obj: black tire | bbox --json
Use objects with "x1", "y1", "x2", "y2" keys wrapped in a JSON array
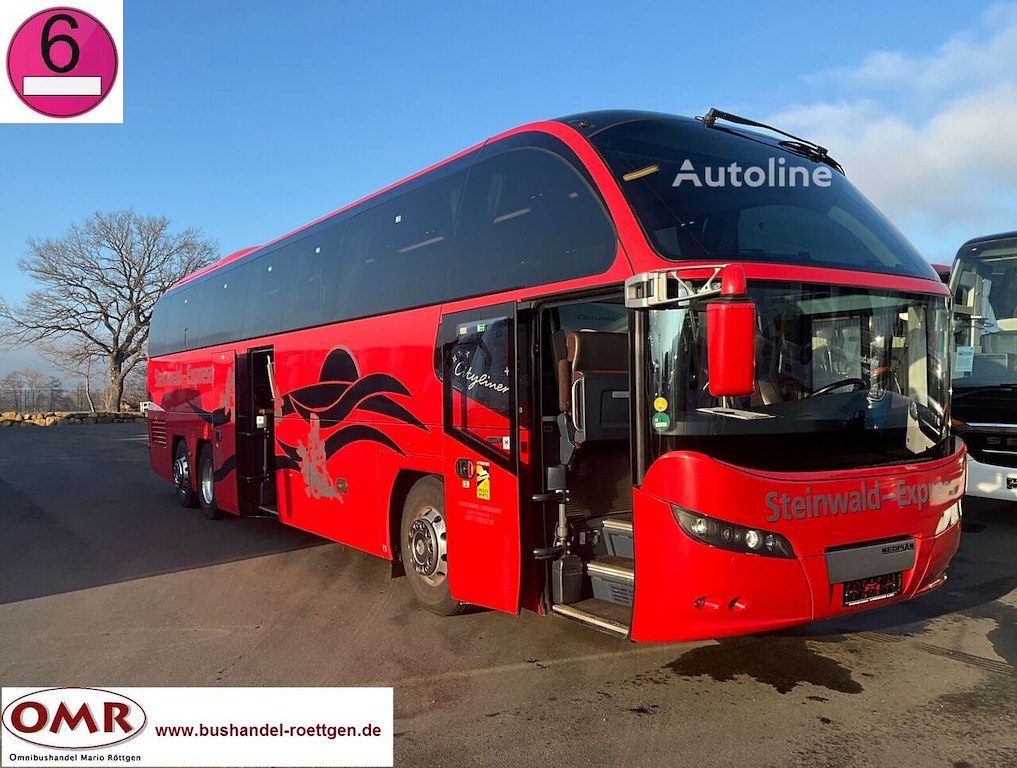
[
  {"x1": 198, "y1": 444, "x2": 226, "y2": 519},
  {"x1": 173, "y1": 440, "x2": 197, "y2": 508},
  {"x1": 400, "y1": 476, "x2": 466, "y2": 616}
]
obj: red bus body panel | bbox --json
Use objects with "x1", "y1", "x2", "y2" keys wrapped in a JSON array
[
  {"x1": 630, "y1": 446, "x2": 965, "y2": 641},
  {"x1": 151, "y1": 306, "x2": 446, "y2": 556}
]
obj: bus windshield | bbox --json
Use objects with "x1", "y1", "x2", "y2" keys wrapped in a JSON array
[
  {"x1": 951, "y1": 235, "x2": 1017, "y2": 389},
  {"x1": 590, "y1": 117, "x2": 937, "y2": 280},
  {"x1": 643, "y1": 282, "x2": 952, "y2": 472}
]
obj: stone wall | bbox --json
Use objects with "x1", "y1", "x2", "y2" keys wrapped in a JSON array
[{"x1": 0, "y1": 411, "x2": 147, "y2": 427}]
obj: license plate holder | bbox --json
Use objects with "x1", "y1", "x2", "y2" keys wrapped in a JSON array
[{"x1": 842, "y1": 572, "x2": 902, "y2": 606}]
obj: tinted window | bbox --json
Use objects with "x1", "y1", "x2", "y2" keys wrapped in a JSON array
[
  {"x1": 591, "y1": 118, "x2": 936, "y2": 280},
  {"x1": 149, "y1": 291, "x2": 177, "y2": 355},
  {"x1": 187, "y1": 278, "x2": 214, "y2": 349},
  {"x1": 440, "y1": 306, "x2": 516, "y2": 468},
  {"x1": 150, "y1": 141, "x2": 618, "y2": 357},
  {"x1": 242, "y1": 253, "x2": 287, "y2": 339},
  {"x1": 449, "y1": 315, "x2": 512, "y2": 419},
  {"x1": 455, "y1": 148, "x2": 615, "y2": 295},
  {"x1": 194, "y1": 267, "x2": 249, "y2": 348},
  {"x1": 282, "y1": 222, "x2": 343, "y2": 330},
  {"x1": 340, "y1": 169, "x2": 466, "y2": 319},
  {"x1": 178, "y1": 289, "x2": 199, "y2": 349}
]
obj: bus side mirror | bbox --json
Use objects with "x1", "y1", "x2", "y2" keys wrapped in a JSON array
[{"x1": 707, "y1": 300, "x2": 756, "y2": 396}]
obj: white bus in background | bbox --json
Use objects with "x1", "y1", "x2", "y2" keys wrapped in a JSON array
[{"x1": 950, "y1": 231, "x2": 1017, "y2": 501}]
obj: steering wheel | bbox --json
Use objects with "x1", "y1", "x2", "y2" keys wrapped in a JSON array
[{"x1": 809, "y1": 378, "x2": 867, "y2": 397}]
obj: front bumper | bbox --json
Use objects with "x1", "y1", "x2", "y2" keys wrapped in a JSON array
[{"x1": 629, "y1": 444, "x2": 966, "y2": 642}]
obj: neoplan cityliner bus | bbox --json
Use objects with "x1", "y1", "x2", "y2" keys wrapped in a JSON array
[
  {"x1": 949, "y1": 231, "x2": 1017, "y2": 502},
  {"x1": 147, "y1": 109, "x2": 965, "y2": 641}
]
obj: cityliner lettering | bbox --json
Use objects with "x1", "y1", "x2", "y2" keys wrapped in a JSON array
[
  {"x1": 765, "y1": 480, "x2": 942, "y2": 522},
  {"x1": 453, "y1": 362, "x2": 510, "y2": 393}
]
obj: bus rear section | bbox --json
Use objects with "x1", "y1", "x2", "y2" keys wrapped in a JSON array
[{"x1": 949, "y1": 232, "x2": 1017, "y2": 502}]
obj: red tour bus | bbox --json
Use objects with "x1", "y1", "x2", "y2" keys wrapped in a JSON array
[{"x1": 147, "y1": 109, "x2": 965, "y2": 641}]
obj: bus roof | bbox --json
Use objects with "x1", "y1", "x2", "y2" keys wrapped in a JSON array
[
  {"x1": 168, "y1": 134, "x2": 490, "y2": 292},
  {"x1": 956, "y1": 231, "x2": 1017, "y2": 253},
  {"x1": 171, "y1": 109, "x2": 843, "y2": 293}
]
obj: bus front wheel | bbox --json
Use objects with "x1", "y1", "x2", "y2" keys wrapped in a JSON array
[{"x1": 400, "y1": 476, "x2": 466, "y2": 616}]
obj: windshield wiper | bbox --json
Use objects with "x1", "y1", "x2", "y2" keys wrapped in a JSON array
[{"x1": 700, "y1": 108, "x2": 844, "y2": 173}]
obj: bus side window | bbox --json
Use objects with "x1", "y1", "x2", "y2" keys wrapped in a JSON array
[
  {"x1": 335, "y1": 220, "x2": 374, "y2": 320},
  {"x1": 455, "y1": 148, "x2": 615, "y2": 296},
  {"x1": 339, "y1": 170, "x2": 467, "y2": 320},
  {"x1": 184, "y1": 279, "x2": 214, "y2": 350},
  {"x1": 151, "y1": 291, "x2": 182, "y2": 356},
  {"x1": 282, "y1": 225, "x2": 342, "y2": 331},
  {"x1": 188, "y1": 267, "x2": 248, "y2": 349},
  {"x1": 446, "y1": 316, "x2": 513, "y2": 457},
  {"x1": 242, "y1": 253, "x2": 286, "y2": 339}
]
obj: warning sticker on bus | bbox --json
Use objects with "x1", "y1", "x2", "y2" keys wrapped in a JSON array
[{"x1": 476, "y1": 462, "x2": 490, "y2": 500}]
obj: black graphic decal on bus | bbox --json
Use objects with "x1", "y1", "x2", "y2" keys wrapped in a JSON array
[{"x1": 275, "y1": 349, "x2": 428, "y2": 499}]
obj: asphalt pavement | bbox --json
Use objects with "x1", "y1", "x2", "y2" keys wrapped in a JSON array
[{"x1": 1, "y1": 424, "x2": 1015, "y2": 767}]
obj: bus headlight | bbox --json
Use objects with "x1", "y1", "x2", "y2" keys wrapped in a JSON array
[
  {"x1": 744, "y1": 528, "x2": 762, "y2": 550},
  {"x1": 672, "y1": 505, "x2": 796, "y2": 559}
]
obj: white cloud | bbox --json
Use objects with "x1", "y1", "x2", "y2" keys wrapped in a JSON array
[
  {"x1": 772, "y1": 3, "x2": 1017, "y2": 258},
  {"x1": 813, "y1": 4, "x2": 1017, "y2": 97}
]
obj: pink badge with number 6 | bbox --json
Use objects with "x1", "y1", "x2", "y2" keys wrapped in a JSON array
[{"x1": 7, "y1": 6, "x2": 118, "y2": 118}]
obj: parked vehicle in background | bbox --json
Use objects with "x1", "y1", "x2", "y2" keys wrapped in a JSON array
[
  {"x1": 948, "y1": 231, "x2": 1017, "y2": 502},
  {"x1": 147, "y1": 109, "x2": 964, "y2": 641}
]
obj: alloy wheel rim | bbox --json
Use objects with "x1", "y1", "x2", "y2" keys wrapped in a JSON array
[{"x1": 408, "y1": 505, "x2": 448, "y2": 587}]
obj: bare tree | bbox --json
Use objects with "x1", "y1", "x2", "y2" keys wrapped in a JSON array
[
  {"x1": 0, "y1": 369, "x2": 62, "y2": 412},
  {"x1": 40, "y1": 338, "x2": 106, "y2": 412},
  {"x1": 0, "y1": 211, "x2": 217, "y2": 411},
  {"x1": 21, "y1": 369, "x2": 47, "y2": 412},
  {"x1": 121, "y1": 361, "x2": 149, "y2": 409},
  {"x1": 0, "y1": 371, "x2": 24, "y2": 412}
]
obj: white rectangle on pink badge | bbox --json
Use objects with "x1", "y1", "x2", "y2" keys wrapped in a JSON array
[{"x1": 22, "y1": 76, "x2": 102, "y2": 96}]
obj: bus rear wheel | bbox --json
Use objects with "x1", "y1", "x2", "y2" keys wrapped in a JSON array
[
  {"x1": 198, "y1": 444, "x2": 226, "y2": 520},
  {"x1": 400, "y1": 476, "x2": 466, "y2": 616},
  {"x1": 173, "y1": 440, "x2": 197, "y2": 508}
]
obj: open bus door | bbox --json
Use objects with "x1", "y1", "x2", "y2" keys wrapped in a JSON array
[
  {"x1": 236, "y1": 346, "x2": 278, "y2": 515},
  {"x1": 438, "y1": 304, "x2": 524, "y2": 613}
]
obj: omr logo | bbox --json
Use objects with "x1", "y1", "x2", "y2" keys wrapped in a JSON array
[{"x1": 2, "y1": 687, "x2": 146, "y2": 749}]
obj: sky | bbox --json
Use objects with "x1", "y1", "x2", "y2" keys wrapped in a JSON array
[{"x1": 2, "y1": 0, "x2": 1016, "y2": 376}]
